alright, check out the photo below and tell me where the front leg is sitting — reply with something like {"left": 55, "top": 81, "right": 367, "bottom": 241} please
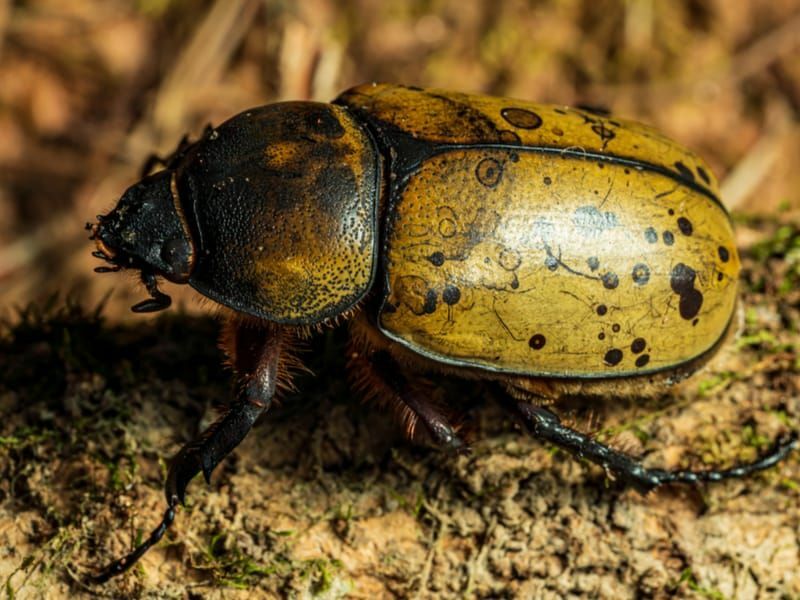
{"left": 93, "top": 318, "right": 289, "bottom": 582}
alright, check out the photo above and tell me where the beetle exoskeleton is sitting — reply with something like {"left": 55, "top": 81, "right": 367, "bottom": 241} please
{"left": 89, "top": 83, "right": 797, "bottom": 581}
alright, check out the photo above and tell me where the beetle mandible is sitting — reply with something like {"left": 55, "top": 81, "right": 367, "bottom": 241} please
{"left": 89, "top": 83, "right": 798, "bottom": 581}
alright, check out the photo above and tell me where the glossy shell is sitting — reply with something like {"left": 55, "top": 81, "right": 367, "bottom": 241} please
{"left": 181, "top": 102, "right": 380, "bottom": 324}
{"left": 337, "top": 84, "right": 740, "bottom": 377}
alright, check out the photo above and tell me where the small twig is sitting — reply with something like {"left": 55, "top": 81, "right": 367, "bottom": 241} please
{"left": 721, "top": 103, "right": 797, "bottom": 211}
{"left": 723, "top": 11, "right": 800, "bottom": 88}
{"left": 464, "top": 515, "right": 497, "bottom": 596}
{"left": 412, "top": 500, "right": 450, "bottom": 600}
{"left": 0, "top": 0, "right": 10, "bottom": 57}
{"left": 589, "top": 11, "right": 800, "bottom": 96}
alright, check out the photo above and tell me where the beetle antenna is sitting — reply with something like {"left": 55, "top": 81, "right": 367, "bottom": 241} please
{"left": 91, "top": 497, "right": 178, "bottom": 583}
{"left": 131, "top": 272, "right": 172, "bottom": 313}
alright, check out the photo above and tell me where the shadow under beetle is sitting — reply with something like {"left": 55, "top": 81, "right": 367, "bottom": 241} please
{"left": 89, "top": 83, "right": 798, "bottom": 581}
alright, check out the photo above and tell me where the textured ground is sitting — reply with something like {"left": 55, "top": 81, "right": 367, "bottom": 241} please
{"left": 1, "top": 1, "right": 800, "bottom": 599}
{"left": 1, "top": 230, "right": 799, "bottom": 599}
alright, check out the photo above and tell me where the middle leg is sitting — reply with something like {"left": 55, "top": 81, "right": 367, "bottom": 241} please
{"left": 349, "top": 347, "right": 464, "bottom": 451}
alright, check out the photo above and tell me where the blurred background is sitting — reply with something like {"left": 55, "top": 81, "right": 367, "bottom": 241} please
{"left": 1, "top": 3, "right": 800, "bottom": 597}
{"left": 1, "top": 0, "right": 799, "bottom": 319}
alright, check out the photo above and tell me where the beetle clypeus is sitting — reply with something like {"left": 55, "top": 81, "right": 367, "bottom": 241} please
{"left": 89, "top": 83, "right": 797, "bottom": 581}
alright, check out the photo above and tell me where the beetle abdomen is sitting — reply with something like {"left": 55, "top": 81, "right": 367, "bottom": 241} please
{"left": 338, "top": 84, "right": 740, "bottom": 377}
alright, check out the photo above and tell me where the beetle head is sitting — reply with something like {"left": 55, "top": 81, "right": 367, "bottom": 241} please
{"left": 90, "top": 170, "right": 195, "bottom": 313}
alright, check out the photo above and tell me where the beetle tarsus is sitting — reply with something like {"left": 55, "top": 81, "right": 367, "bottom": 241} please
{"left": 92, "top": 503, "right": 176, "bottom": 584}
{"left": 509, "top": 401, "right": 797, "bottom": 493}
{"left": 91, "top": 403, "right": 267, "bottom": 585}
{"left": 637, "top": 431, "right": 799, "bottom": 490}
{"left": 131, "top": 272, "right": 172, "bottom": 313}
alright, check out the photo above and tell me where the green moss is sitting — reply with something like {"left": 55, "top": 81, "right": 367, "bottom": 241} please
{"left": 672, "top": 567, "right": 729, "bottom": 600}
{"left": 749, "top": 224, "right": 800, "bottom": 296}
{"left": 697, "top": 372, "right": 736, "bottom": 397}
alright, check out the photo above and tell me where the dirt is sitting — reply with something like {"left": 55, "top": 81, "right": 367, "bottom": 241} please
{"left": 0, "top": 232, "right": 798, "bottom": 599}
{"left": 1, "top": 1, "right": 800, "bottom": 599}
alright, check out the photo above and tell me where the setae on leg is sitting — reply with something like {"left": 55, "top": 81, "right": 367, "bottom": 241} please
{"left": 349, "top": 348, "right": 465, "bottom": 450}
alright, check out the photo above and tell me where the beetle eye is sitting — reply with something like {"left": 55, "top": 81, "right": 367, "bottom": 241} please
{"left": 160, "top": 237, "right": 192, "bottom": 281}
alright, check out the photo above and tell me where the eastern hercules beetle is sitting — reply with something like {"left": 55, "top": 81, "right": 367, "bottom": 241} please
{"left": 89, "top": 83, "right": 798, "bottom": 581}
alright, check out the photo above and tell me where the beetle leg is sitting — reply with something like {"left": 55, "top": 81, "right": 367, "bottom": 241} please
{"left": 138, "top": 125, "right": 213, "bottom": 177}
{"left": 350, "top": 349, "right": 465, "bottom": 450}
{"left": 507, "top": 400, "right": 798, "bottom": 494}
{"left": 93, "top": 321, "right": 287, "bottom": 582}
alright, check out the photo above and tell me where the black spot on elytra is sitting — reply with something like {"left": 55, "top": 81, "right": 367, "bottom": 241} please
{"left": 528, "top": 334, "right": 546, "bottom": 350}
{"left": 612, "top": 323, "right": 621, "bottom": 333}
{"left": 442, "top": 285, "right": 461, "bottom": 305}
{"left": 591, "top": 122, "right": 615, "bottom": 141}
{"left": 674, "top": 161, "right": 695, "bottom": 182}
{"left": 587, "top": 256, "right": 600, "bottom": 271}
{"left": 677, "top": 217, "right": 693, "bottom": 236}
{"left": 663, "top": 231, "right": 675, "bottom": 246}
{"left": 602, "top": 272, "right": 619, "bottom": 289}
{"left": 635, "top": 354, "right": 650, "bottom": 368}
{"left": 718, "top": 246, "right": 730, "bottom": 262}
{"left": 596, "top": 304, "right": 608, "bottom": 316}
{"left": 476, "top": 157, "right": 504, "bottom": 188}
{"left": 668, "top": 209, "right": 675, "bottom": 216}
{"left": 422, "top": 289, "right": 437, "bottom": 314}
{"left": 631, "top": 263, "right": 650, "bottom": 285}
{"left": 427, "top": 251, "right": 445, "bottom": 266}
{"left": 697, "top": 166, "right": 711, "bottom": 184}
{"left": 545, "top": 256, "right": 558, "bottom": 271}
{"left": 631, "top": 338, "right": 646, "bottom": 354}
{"left": 501, "top": 107, "right": 543, "bottom": 129}
{"left": 717, "top": 272, "right": 724, "bottom": 282}
{"left": 670, "top": 263, "right": 703, "bottom": 320}
{"left": 543, "top": 176, "right": 552, "bottom": 185}
{"left": 598, "top": 332, "right": 605, "bottom": 340}
{"left": 644, "top": 227, "right": 658, "bottom": 244}
{"left": 604, "top": 348, "right": 623, "bottom": 366}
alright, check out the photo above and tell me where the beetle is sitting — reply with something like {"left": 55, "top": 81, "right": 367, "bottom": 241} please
{"left": 89, "top": 83, "right": 797, "bottom": 581}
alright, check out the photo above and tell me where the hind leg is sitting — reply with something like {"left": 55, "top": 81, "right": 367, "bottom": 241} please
{"left": 503, "top": 397, "right": 798, "bottom": 493}
{"left": 138, "top": 125, "right": 214, "bottom": 177}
